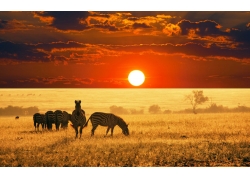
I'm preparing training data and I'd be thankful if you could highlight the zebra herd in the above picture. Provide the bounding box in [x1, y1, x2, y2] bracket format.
[33, 100, 130, 138]
[33, 110, 71, 131]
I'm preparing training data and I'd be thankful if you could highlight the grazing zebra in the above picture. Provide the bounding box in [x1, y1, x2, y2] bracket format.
[70, 100, 87, 139]
[61, 111, 71, 129]
[45, 110, 56, 130]
[33, 113, 46, 131]
[54, 110, 64, 131]
[84, 112, 129, 136]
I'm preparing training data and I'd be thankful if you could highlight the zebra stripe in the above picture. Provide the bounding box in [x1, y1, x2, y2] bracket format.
[41, 114, 47, 129]
[70, 100, 87, 138]
[54, 110, 64, 131]
[33, 113, 46, 131]
[61, 111, 71, 129]
[85, 112, 129, 136]
[45, 111, 55, 130]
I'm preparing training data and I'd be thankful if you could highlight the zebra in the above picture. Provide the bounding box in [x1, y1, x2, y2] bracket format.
[54, 110, 64, 131]
[84, 112, 129, 136]
[70, 100, 87, 139]
[42, 114, 47, 129]
[33, 113, 46, 131]
[61, 111, 71, 129]
[45, 110, 56, 130]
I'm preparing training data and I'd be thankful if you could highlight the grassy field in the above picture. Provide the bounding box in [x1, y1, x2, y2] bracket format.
[0, 113, 249, 167]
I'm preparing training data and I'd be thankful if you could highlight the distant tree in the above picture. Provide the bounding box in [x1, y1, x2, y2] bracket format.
[0, 105, 39, 116]
[235, 104, 250, 112]
[184, 90, 209, 114]
[163, 109, 172, 114]
[206, 103, 228, 113]
[148, 104, 161, 114]
[110, 105, 129, 114]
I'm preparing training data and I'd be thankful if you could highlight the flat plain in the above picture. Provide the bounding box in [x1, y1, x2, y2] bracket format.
[0, 113, 249, 167]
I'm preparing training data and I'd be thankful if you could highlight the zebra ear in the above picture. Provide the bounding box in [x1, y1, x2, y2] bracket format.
[75, 100, 77, 103]
[79, 100, 81, 103]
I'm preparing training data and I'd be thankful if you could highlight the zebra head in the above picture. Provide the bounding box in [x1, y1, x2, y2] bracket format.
[122, 124, 129, 136]
[75, 100, 82, 116]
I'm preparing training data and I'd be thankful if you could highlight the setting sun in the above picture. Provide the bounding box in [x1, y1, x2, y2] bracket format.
[128, 70, 145, 86]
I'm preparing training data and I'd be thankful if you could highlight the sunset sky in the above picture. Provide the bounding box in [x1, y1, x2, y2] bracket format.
[1, 10, 250, 88]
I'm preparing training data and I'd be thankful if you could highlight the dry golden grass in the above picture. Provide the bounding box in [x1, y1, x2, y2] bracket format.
[0, 113, 250, 167]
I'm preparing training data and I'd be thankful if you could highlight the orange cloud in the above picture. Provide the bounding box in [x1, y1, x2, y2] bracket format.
[162, 23, 181, 36]
[33, 12, 54, 24]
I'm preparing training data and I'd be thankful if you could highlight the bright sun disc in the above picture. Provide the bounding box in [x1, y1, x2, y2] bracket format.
[128, 70, 145, 86]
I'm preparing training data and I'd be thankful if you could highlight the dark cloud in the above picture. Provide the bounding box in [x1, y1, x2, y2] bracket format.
[178, 20, 222, 36]
[132, 22, 152, 29]
[0, 20, 8, 29]
[229, 28, 250, 45]
[103, 42, 250, 60]
[0, 41, 50, 62]
[0, 40, 110, 64]
[34, 41, 86, 51]
[180, 12, 250, 29]
[182, 42, 250, 59]
[93, 24, 119, 31]
[35, 11, 90, 31]
[177, 19, 250, 47]
[34, 11, 122, 32]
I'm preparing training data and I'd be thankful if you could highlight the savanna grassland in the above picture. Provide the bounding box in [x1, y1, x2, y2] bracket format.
[0, 113, 250, 167]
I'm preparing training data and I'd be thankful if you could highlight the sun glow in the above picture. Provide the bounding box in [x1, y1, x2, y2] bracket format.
[128, 70, 145, 86]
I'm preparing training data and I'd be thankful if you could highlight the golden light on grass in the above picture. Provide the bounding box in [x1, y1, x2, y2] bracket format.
[0, 113, 249, 167]
[128, 70, 145, 86]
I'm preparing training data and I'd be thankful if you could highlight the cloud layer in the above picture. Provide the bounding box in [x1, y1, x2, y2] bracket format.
[1, 11, 250, 88]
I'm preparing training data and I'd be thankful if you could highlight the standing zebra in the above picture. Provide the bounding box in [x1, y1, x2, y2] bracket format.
[54, 110, 64, 131]
[61, 111, 71, 129]
[33, 113, 46, 131]
[84, 112, 129, 136]
[70, 100, 87, 139]
[42, 114, 47, 129]
[45, 110, 55, 130]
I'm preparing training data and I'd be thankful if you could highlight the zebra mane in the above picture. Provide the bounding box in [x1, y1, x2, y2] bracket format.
[116, 115, 127, 129]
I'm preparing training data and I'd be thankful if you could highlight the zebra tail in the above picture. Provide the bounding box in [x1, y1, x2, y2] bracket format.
[83, 117, 90, 128]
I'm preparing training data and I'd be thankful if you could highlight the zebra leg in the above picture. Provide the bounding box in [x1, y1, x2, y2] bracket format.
[56, 123, 59, 131]
[106, 127, 110, 136]
[79, 125, 83, 139]
[91, 125, 98, 136]
[111, 127, 114, 136]
[47, 122, 52, 130]
[75, 126, 78, 139]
